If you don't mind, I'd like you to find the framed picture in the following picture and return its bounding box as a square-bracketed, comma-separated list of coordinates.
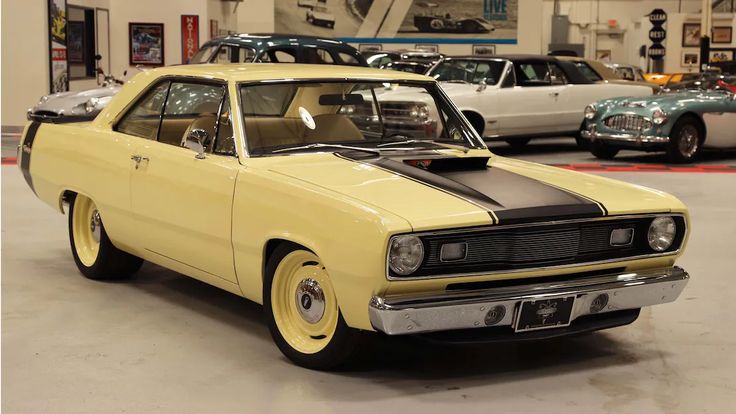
[129, 23, 164, 66]
[712, 26, 733, 44]
[415, 44, 438, 53]
[181, 15, 199, 63]
[358, 44, 382, 52]
[209, 19, 218, 40]
[67, 21, 85, 63]
[682, 23, 701, 47]
[681, 51, 699, 67]
[595, 49, 612, 62]
[472, 44, 496, 56]
[709, 49, 735, 63]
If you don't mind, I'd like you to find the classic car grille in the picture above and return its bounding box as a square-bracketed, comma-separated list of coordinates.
[348, 101, 437, 138]
[390, 216, 686, 278]
[603, 114, 652, 131]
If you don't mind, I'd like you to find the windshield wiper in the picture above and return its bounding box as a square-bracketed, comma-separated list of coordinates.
[271, 143, 381, 156]
[377, 139, 470, 153]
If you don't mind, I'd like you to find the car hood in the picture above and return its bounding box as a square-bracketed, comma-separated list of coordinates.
[598, 91, 728, 113]
[32, 86, 121, 114]
[265, 150, 684, 231]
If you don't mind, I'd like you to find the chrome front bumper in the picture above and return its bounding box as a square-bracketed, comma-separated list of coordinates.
[581, 127, 669, 144]
[369, 267, 688, 335]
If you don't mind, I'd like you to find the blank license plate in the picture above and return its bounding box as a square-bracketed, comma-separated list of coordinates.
[514, 296, 575, 333]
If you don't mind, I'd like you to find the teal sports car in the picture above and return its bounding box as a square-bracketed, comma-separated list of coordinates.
[580, 75, 736, 163]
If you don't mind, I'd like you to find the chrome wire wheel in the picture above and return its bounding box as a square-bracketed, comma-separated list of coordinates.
[677, 124, 699, 158]
[270, 250, 339, 355]
[71, 195, 101, 267]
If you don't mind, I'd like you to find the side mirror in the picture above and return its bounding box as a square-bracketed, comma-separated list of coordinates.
[185, 129, 207, 159]
[123, 70, 128, 77]
[476, 78, 489, 92]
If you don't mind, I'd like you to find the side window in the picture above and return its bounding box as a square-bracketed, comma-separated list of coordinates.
[213, 46, 232, 63]
[189, 45, 217, 64]
[214, 95, 236, 156]
[213, 45, 256, 63]
[260, 48, 297, 63]
[116, 81, 170, 140]
[472, 62, 491, 83]
[517, 63, 551, 87]
[549, 64, 568, 85]
[158, 82, 226, 149]
[500, 64, 516, 88]
[304, 47, 335, 64]
[337, 52, 361, 66]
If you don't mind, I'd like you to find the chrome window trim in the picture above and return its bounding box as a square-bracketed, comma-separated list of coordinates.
[384, 213, 687, 281]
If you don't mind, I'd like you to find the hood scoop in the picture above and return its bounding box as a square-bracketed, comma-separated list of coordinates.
[403, 156, 490, 172]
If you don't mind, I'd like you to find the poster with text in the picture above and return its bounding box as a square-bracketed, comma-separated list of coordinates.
[48, 0, 68, 93]
[181, 15, 200, 63]
[276, 0, 517, 44]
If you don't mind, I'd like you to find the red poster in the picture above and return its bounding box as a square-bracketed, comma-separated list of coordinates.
[181, 15, 199, 63]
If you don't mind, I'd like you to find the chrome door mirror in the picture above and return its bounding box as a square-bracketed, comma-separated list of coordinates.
[185, 129, 207, 159]
[476, 78, 488, 92]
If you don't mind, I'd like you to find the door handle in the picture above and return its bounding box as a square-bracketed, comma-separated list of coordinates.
[130, 155, 149, 169]
[549, 92, 560, 97]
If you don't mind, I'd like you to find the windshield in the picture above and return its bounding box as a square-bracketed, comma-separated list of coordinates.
[239, 81, 482, 155]
[664, 74, 731, 92]
[428, 59, 506, 85]
[189, 45, 218, 64]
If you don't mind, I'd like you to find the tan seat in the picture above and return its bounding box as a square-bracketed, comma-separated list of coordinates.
[244, 114, 363, 152]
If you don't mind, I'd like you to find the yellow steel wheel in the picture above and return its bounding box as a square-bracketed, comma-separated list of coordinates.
[71, 195, 101, 267]
[270, 250, 339, 355]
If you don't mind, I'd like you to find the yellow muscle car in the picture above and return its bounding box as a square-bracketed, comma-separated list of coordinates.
[18, 64, 690, 370]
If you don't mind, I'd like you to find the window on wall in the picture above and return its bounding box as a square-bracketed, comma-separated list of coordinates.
[68, 6, 96, 79]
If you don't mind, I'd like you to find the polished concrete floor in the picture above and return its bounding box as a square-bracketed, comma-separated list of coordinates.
[3, 140, 736, 413]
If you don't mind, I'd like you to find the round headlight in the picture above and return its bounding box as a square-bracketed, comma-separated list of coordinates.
[584, 104, 597, 120]
[85, 97, 100, 113]
[388, 235, 424, 276]
[647, 217, 676, 252]
[652, 108, 667, 125]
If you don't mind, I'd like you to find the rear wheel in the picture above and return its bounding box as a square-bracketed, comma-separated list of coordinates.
[68, 193, 143, 280]
[666, 117, 702, 163]
[505, 138, 531, 149]
[264, 244, 362, 370]
[589, 141, 619, 160]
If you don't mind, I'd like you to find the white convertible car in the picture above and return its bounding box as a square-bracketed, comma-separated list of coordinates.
[424, 55, 654, 147]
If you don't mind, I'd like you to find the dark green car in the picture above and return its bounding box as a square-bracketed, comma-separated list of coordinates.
[188, 33, 366, 66]
[581, 75, 736, 163]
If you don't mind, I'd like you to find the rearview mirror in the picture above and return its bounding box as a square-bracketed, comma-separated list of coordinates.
[319, 93, 364, 106]
[185, 129, 207, 159]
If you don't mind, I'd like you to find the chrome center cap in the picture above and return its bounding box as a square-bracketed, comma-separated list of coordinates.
[295, 278, 325, 324]
[90, 210, 101, 243]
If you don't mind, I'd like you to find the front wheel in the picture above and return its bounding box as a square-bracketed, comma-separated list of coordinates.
[666, 117, 702, 163]
[68, 193, 143, 280]
[589, 142, 619, 160]
[264, 244, 362, 370]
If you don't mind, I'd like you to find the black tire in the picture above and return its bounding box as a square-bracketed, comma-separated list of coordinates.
[666, 116, 702, 164]
[68, 193, 143, 280]
[589, 142, 619, 160]
[505, 138, 531, 149]
[575, 121, 590, 149]
[263, 243, 363, 370]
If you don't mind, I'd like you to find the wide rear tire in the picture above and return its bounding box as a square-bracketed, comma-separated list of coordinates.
[264, 243, 363, 370]
[68, 193, 143, 280]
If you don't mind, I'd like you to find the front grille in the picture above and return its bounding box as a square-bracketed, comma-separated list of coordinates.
[347, 101, 436, 138]
[390, 216, 686, 278]
[603, 114, 652, 131]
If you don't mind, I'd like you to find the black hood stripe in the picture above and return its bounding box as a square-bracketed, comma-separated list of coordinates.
[339, 152, 605, 225]
[19, 121, 41, 195]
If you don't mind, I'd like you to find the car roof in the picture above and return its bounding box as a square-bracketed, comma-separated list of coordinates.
[135, 63, 434, 83]
[202, 33, 353, 48]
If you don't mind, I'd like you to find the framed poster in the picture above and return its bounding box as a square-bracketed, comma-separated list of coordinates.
[709, 49, 735, 63]
[595, 50, 612, 62]
[129, 23, 164, 66]
[472, 44, 496, 55]
[209, 19, 218, 40]
[67, 21, 85, 63]
[48, 0, 68, 93]
[358, 44, 382, 52]
[682, 23, 701, 47]
[181, 15, 199, 63]
[415, 44, 438, 52]
[275, 0, 519, 45]
[681, 51, 699, 67]
[712, 26, 733, 44]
